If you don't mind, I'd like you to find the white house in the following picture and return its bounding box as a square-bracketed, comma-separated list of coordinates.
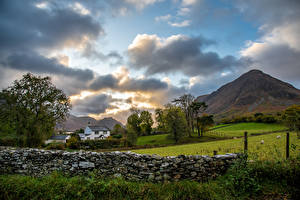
[45, 135, 71, 144]
[79, 126, 110, 140]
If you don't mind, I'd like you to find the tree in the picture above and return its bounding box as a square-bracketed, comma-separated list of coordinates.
[111, 124, 125, 135]
[172, 94, 195, 137]
[165, 106, 188, 143]
[190, 101, 207, 137]
[282, 105, 300, 138]
[155, 108, 167, 132]
[0, 73, 71, 147]
[140, 111, 154, 135]
[126, 113, 142, 136]
[197, 114, 214, 137]
[125, 127, 138, 146]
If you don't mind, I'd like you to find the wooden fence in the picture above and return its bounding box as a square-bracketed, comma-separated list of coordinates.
[211, 131, 291, 160]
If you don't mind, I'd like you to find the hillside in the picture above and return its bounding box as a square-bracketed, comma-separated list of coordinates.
[57, 115, 123, 131]
[196, 69, 300, 117]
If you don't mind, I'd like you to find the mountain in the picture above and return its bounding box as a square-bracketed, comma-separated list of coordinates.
[57, 115, 123, 131]
[196, 69, 300, 118]
[97, 117, 124, 130]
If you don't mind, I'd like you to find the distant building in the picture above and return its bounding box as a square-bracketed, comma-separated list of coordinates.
[79, 126, 110, 140]
[45, 135, 71, 144]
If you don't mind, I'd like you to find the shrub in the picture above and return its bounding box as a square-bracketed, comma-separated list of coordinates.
[0, 137, 19, 146]
[112, 134, 122, 139]
[66, 136, 80, 149]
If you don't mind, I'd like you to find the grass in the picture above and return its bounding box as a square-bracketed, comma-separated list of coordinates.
[137, 134, 220, 146]
[137, 134, 173, 146]
[133, 132, 300, 161]
[136, 122, 287, 147]
[207, 122, 287, 138]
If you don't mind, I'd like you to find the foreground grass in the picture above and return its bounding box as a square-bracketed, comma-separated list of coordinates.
[207, 122, 287, 138]
[133, 132, 300, 160]
[1, 158, 299, 200]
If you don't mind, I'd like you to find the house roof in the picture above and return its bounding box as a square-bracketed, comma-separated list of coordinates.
[79, 133, 85, 138]
[87, 126, 109, 131]
[49, 135, 69, 140]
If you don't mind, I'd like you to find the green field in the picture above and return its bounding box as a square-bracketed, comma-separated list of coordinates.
[137, 134, 219, 146]
[136, 123, 287, 146]
[133, 132, 300, 160]
[206, 122, 287, 138]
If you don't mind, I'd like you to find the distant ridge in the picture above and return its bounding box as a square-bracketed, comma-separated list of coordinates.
[57, 115, 124, 131]
[196, 69, 300, 118]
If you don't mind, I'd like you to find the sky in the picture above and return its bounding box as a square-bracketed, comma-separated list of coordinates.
[1, 0, 300, 123]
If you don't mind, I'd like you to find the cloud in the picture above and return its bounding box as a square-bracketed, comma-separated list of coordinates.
[0, 0, 103, 53]
[238, 0, 300, 83]
[3, 51, 95, 81]
[181, 0, 198, 7]
[120, 77, 168, 91]
[155, 14, 172, 22]
[127, 34, 243, 76]
[89, 74, 119, 91]
[168, 20, 191, 27]
[72, 93, 113, 115]
[81, 43, 123, 65]
[124, 0, 164, 10]
[87, 68, 168, 92]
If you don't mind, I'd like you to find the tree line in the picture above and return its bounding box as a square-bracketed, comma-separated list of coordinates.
[125, 94, 214, 145]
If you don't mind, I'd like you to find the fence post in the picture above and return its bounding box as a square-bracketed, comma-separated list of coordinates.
[244, 131, 248, 153]
[213, 150, 218, 156]
[286, 132, 290, 159]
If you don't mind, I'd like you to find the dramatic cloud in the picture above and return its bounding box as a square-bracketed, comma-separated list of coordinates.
[81, 43, 123, 65]
[72, 94, 113, 115]
[88, 68, 168, 92]
[3, 51, 95, 81]
[238, 0, 300, 84]
[128, 34, 243, 76]
[0, 0, 103, 53]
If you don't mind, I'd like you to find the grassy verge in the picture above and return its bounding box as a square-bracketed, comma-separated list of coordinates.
[0, 157, 299, 200]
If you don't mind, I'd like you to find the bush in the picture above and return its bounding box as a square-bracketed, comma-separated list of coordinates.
[0, 137, 19, 146]
[112, 134, 122, 139]
[66, 136, 80, 149]
[224, 155, 262, 197]
[45, 143, 65, 150]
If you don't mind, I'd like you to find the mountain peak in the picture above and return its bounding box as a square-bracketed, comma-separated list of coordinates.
[197, 70, 300, 117]
[246, 69, 263, 74]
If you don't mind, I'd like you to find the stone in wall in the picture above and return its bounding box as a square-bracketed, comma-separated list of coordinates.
[0, 147, 240, 182]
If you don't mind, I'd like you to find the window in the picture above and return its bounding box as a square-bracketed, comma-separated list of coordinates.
[95, 131, 99, 135]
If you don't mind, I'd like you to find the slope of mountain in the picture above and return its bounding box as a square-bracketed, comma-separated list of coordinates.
[196, 69, 300, 117]
[97, 117, 124, 130]
[58, 115, 123, 131]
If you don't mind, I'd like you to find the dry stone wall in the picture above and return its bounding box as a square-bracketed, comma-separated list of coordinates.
[0, 147, 240, 182]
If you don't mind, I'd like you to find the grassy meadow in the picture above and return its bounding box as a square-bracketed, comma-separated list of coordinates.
[133, 132, 300, 160]
[206, 122, 287, 138]
[136, 122, 288, 147]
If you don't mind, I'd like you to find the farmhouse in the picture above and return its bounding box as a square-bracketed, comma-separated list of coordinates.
[45, 135, 70, 144]
[79, 126, 110, 140]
